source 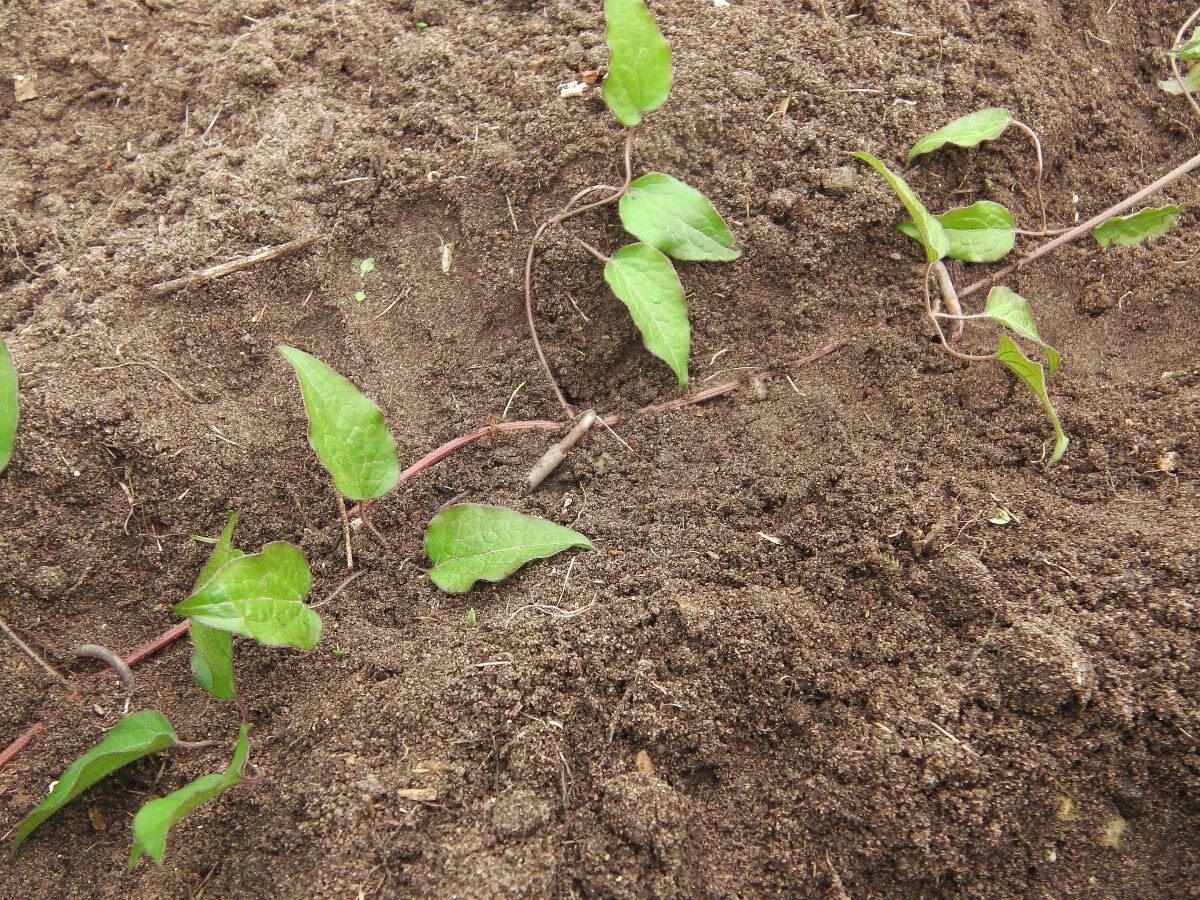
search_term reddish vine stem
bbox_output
[523,128,638,414]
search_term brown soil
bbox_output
[2,0,1198,897]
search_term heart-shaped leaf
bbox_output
[897,201,1015,263]
[128,724,252,869]
[0,336,17,475]
[9,711,178,856]
[604,243,691,387]
[996,334,1069,466]
[985,287,1061,374]
[1092,205,1186,247]
[906,108,1014,164]
[173,543,320,651]
[852,152,948,262]
[425,504,594,593]
[619,173,740,262]
[602,0,672,127]
[278,346,400,501]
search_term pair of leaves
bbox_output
[426,503,593,593]
[898,200,1016,263]
[129,725,252,868]
[9,712,252,868]
[607,174,740,388]
[279,346,400,501]
[603,0,671,127]
[0,336,16,475]
[985,287,1069,465]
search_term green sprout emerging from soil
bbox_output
[0,335,17,475]
[852,13,1200,464]
[524,0,740,407]
[351,256,376,302]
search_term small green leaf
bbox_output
[278,346,400,500]
[173,543,320,650]
[851,152,948,262]
[0,336,16,475]
[984,287,1061,374]
[10,711,177,856]
[1092,205,1186,247]
[1168,27,1200,60]
[898,201,1015,263]
[128,724,251,869]
[906,108,1014,164]
[354,291,367,302]
[602,0,672,127]
[619,173,740,262]
[603,243,690,387]
[188,512,244,700]
[1159,66,1200,94]
[425,504,594,594]
[996,334,1069,465]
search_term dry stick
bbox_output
[957,147,1200,301]
[523,128,638,414]
[0,615,69,686]
[528,410,598,490]
[931,261,965,342]
[1171,6,1200,124]
[337,494,354,570]
[149,235,324,297]
[1011,120,1047,230]
[923,263,997,364]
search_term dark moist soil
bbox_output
[1,0,1198,896]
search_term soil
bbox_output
[1,0,1198,897]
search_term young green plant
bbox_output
[854,21,1200,464]
[524,0,740,411]
[0,335,16,475]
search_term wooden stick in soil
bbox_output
[337,494,354,570]
[527,409,598,490]
[149,235,324,297]
[0,615,69,686]
[957,147,1200,300]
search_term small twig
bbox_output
[75,644,134,691]
[0,616,69,685]
[932,261,965,342]
[1011,119,1047,230]
[501,381,527,420]
[528,410,598,490]
[337,494,354,570]
[310,570,366,609]
[571,235,610,264]
[0,723,43,769]
[957,148,1200,300]
[150,235,324,296]
[92,359,202,404]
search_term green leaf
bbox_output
[425,504,594,594]
[173,543,320,651]
[0,336,16,475]
[618,173,740,262]
[1168,27,1200,60]
[188,512,243,700]
[984,287,1061,374]
[603,243,690,387]
[1159,65,1200,94]
[851,152,949,262]
[996,334,1069,466]
[1092,205,1186,247]
[128,725,251,869]
[906,108,1014,164]
[602,0,672,127]
[898,201,1016,263]
[278,346,400,501]
[9,711,177,856]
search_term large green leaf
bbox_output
[602,0,672,127]
[173,543,320,651]
[906,108,1014,164]
[9,711,177,856]
[1159,66,1200,94]
[425,504,594,594]
[128,725,251,869]
[897,201,1016,263]
[852,152,948,262]
[619,173,740,262]
[603,243,691,387]
[996,334,1069,466]
[1169,27,1200,60]
[1092,205,1186,247]
[0,336,16,475]
[189,512,244,700]
[278,346,400,501]
[984,287,1061,374]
